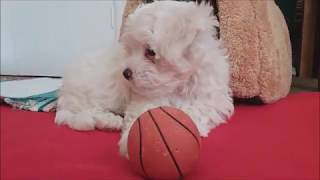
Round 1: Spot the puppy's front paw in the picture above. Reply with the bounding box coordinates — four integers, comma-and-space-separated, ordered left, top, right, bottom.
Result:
118, 129, 129, 158
55, 110, 70, 125
180, 106, 211, 137
94, 112, 124, 130
55, 110, 95, 131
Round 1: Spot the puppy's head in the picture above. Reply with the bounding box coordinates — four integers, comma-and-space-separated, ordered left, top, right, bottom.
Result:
120, 1, 218, 97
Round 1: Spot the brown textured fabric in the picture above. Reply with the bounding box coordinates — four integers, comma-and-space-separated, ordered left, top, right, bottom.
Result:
120, 0, 292, 103
256, 0, 292, 102
219, 0, 292, 103
218, 0, 261, 98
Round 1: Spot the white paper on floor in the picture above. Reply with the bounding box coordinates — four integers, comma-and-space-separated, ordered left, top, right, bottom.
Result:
0, 78, 62, 98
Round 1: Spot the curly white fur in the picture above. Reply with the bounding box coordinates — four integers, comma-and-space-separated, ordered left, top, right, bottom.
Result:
55, 0, 234, 157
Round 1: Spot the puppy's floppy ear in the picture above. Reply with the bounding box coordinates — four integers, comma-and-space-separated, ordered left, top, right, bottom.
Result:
120, 29, 152, 50
194, 2, 219, 36
182, 2, 219, 42
163, 2, 218, 59
173, 2, 219, 44
120, 32, 139, 46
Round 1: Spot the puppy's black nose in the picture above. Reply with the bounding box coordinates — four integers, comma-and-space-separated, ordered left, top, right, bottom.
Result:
123, 68, 133, 80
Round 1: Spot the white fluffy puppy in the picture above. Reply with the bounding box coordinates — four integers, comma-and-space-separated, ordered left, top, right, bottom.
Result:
55, 0, 234, 156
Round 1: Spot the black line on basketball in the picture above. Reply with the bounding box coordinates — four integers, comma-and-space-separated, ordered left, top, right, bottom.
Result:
159, 107, 200, 147
138, 118, 148, 178
148, 111, 183, 179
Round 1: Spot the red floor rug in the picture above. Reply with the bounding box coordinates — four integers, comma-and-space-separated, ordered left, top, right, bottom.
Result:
1, 92, 319, 179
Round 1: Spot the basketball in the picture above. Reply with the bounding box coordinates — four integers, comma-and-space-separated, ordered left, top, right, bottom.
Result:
127, 106, 201, 179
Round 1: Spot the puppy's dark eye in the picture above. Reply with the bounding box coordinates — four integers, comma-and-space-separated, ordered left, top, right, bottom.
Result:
144, 48, 156, 63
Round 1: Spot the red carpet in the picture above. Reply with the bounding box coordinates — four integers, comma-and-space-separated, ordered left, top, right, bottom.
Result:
1, 92, 319, 180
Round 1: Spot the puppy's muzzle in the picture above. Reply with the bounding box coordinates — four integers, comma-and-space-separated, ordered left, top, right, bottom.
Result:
123, 68, 133, 80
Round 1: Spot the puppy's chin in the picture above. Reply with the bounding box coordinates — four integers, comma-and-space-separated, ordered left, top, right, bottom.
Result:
129, 85, 170, 98
127, 80, 180, 98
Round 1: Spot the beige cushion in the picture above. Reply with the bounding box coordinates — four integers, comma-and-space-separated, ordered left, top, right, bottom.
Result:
219, 0, 292, 103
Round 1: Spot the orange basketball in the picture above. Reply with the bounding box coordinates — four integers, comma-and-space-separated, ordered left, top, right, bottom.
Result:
127, 106, 201, 179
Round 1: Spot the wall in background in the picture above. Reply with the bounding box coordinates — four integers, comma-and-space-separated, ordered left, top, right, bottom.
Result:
1, 0, 126, 77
